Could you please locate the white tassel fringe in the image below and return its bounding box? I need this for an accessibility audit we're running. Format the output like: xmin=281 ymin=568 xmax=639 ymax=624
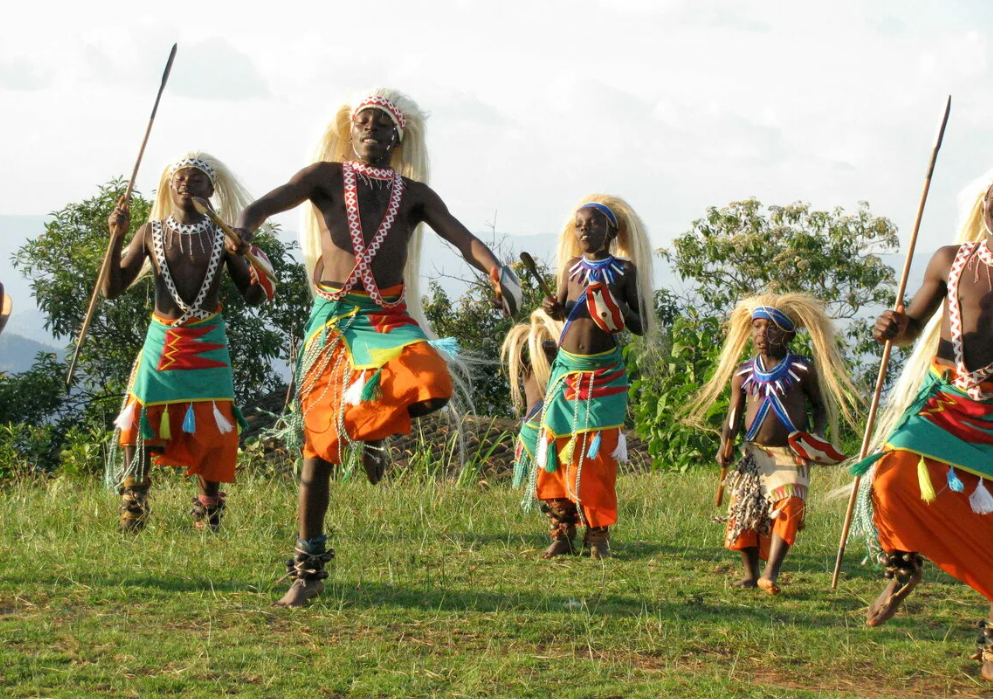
xmin=343 ymin=370 xmax=367 ymax=406
xmin=114 ymin=400 xmax=137 ymax=430
xmin=212 ymin=401 xmax=235 ymax=434
xmin=611 ymin=431 xmax=628 ymax=463
xmin=970 ymin=476 xmax=993 ymax=515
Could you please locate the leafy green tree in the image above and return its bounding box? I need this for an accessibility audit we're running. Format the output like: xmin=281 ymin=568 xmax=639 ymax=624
xmin=12 ymin=177 xmax=310 ymax=410
xmin=661 ymin=199 xmax=899 ymax=319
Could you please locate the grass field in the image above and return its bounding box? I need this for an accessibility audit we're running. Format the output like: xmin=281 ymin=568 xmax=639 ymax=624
xmin=1 ymin=465 xmax=991 ymax=698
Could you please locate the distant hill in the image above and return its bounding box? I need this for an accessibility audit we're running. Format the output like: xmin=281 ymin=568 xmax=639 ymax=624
xmin=0 ymin=332 xmax=62 ymax=373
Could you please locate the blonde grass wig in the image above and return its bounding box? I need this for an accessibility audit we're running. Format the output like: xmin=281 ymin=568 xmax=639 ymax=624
xmin=149 ymin=151 xmax=252 ymax=226
xmin=500 ymin=310 xmax=564 ymax=412
xmin=555 ymin=194 xmax=657 ymax=337
xmin=684 ymin=293 xmax=860 ymax=440
xmin=301 ymin=87 xmax=431 ymax=324
xmin=868 ymin=168 xmax=993 ymax=452
xmin=130 ymin=151 xmax=252 ymax=286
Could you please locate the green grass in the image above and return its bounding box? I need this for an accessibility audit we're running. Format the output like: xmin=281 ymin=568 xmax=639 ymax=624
xmin=1 ymin=466 xmax=990 ymax=698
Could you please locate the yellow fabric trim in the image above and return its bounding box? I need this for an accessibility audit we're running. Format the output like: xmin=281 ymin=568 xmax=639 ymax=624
xmin=559 ymin=347 xmax=615 ymax=360
xmin=127 ymin=393 xmax=234 ymax=408
xmin=541 ymin=425 xmax=625 ymax=440
xmin=881 ymin=443 xmax=990 ymax=481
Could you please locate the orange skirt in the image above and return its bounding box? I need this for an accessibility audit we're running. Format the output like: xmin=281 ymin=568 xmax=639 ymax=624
xmin=873 ymin=449 xmax=993 ymax=602
xmin=300 ymin=340 xmax=453 ymax=464
xmin=536 ymin=431 xmax=619 ymax=528
xmin=726 ymin=497 xmax=805 ymax=560
xmin=118 ymin=400 xmax=238 ymax=483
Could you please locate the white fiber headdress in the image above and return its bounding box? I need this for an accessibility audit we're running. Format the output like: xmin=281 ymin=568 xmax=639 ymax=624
xmin=301 ymin=87 xmax=430 ymax=327
xmin=555 ymin=194 xmax=658 ymax=337
xmin=150 ymin=150 xmax=251 ymax=227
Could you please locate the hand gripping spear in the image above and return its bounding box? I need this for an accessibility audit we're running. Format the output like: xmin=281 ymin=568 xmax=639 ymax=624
xmin=65 ymin=43 xmax=178 ymax=387
xmin=831 ymin=95 xmax=952 ymax=590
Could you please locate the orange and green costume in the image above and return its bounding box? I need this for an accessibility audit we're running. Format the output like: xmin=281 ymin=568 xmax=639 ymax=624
xmin=293 ymin=283 xmax=453 ymax=464
xmin=113 ymin=311 xmax=247 ymax=486
xmin=851 ymin=362 xmax=993 ymax=601
xmin=522 ymin=346 xmax=629 ymax=528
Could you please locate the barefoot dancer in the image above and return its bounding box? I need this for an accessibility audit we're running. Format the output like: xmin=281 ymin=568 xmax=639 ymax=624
xmin=687 ymin=294 xmax=857 ymax=594
xmin=522 ymin=195 xmax=654 ymax=559
xmin=851 ymin=172 xmax=993 ymax=678
xmin=235 ymin=88 xmax=514 ymax=607
xmin=502 ymin=309 xmax=562 ymax=531
xmin=105 ymin=152 xmax=273 ymax=533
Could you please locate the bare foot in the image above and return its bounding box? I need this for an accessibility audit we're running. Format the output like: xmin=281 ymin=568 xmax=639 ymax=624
xmin=866 ymin=575 xmax=920 ymax=627
xmin=362 ymin=440 xmax=387 ymax=485
xmin=273 ymin=579 xmax=324 ymax=608
xmin=733 ymin=578 xmax=758 ymax=589
xmin=589 ymin=542 xmax=611 ymax=560
xmin=983 ymin=659 xmax=993 ymax=682
xmin=757 ymin=578 xmax=780 ymax=595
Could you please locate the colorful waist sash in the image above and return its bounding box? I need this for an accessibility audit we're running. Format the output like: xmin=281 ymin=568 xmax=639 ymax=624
xmin=865 ymin=365 xmax=993 ymax=482
xmin=131 ymin=312 xmax=235 ymax=406
xmin=540 ymin=346 xmax=629 ymax=440
xmin=299 ymin=286 xmax=430 ymax=373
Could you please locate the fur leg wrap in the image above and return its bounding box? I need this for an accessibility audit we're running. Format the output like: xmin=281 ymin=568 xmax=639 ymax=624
xmin=880 ymin=550 xmax=923 ymax=584
xmin=286 ymin=535 xmax=335 ymax=581
xmin=190 ymin=492 xmax=227 ymax=532
xmin=976 ymin=621 xmax=993 ymax=664
xmin=118 ymin=479 xmax=151 ymax=531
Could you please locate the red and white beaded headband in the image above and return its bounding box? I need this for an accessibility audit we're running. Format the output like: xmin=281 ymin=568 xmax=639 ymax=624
xmin=170 ymin=156 xmax=216 ymax=185
xmin=350 ymin=95 xmax=407 ymax=142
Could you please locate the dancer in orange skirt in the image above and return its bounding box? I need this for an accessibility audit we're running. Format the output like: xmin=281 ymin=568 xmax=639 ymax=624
xmin=851 ymin=170 xmax=993 ymax=679
xmin=104 ymin=151 xmax=273 ymax=533
xmin=686 ymin=294 xmax=858 ymax=594
xmin=236 ymin=88 xmax=516 ymax=607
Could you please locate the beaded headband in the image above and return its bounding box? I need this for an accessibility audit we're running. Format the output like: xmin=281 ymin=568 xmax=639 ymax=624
xmin=578 ymin=202 xmax=618 ymax=228
xmin=351 ymin=95 xmax=407 ymax=142
xmin=170 ymin=156 xmax=216 ymax=185
xmin=752 ymin=306 xmax=796 ymax=332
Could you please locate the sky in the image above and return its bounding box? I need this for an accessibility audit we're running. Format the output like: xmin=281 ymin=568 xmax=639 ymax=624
xmin=2 ymin=0 xmax=992 ymax=326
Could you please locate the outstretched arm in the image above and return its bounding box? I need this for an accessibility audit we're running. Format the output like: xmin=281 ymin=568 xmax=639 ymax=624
xmin=874 ymin=246 xmax=954 ymax=346
xmin=802 ymin=362 xmax=828 ymax=436
xmin=621 ymin=264 xmax=645 ymax=336
xmin=235 ymin=163 xmax=330 ymax=240
xmin=417 ymin=184 xmax=500 ymax=276
xmin=718 ymin=372 xmax=746 ymax=466
xmin=103 ymin=197 xmax=150 ymax=299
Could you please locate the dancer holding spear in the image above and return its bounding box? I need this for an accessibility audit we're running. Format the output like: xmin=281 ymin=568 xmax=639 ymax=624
xmin=837 ymin=98 xmax=993 ymax=679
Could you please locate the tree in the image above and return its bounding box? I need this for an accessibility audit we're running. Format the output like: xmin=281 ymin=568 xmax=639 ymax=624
xmin=423 ymin=256 xmax=555 ymax=417
xmin=661 ymin=199 xmax=899 ymax=319
xmin=11 ymin=177 xmax=311 ymax=414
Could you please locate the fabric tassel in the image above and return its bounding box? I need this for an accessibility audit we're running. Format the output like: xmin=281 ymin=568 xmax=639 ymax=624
xmin=769 ymin=507 xmax=782 ymax=520
xmin=947 ymin=465 xmax=965 ymax=493
xmin=343 ymin=371 xmax=367 ymax=406
xmin=159 ymin=405 xmax=172 ymax=440
xmin=114 ymin=400 xmax=136 ymax=430
xmin=544 ymin=438 xmax=558 ymax=473
xmin=213 ymin=401 xmax=235 ymax=434
xmin=917 ymin=455 xmax=936 ymax=503
xmin=139 ymin=408 xmax=156 ymax=440
xmin=611 ymin=431 xmax=628 ymax=463
xmin=969 ymin=477 xmax=993 ymax=515
xmin=536 ymin=431 xmax=549 ymax=468
xmin=586 ymin=431 xmax=602 ymax=460
xmin=849 ymin=450 xmax=886 ymax=477
xmin=182 ymin=403 xmax=196 ymax=434
xmin=559 ymin=436 xmax=576 ymax=465
xmin=360 ymin=367 xmax=385 ymax=403
xmin=428 ymin=337 xmax=461 ymax=360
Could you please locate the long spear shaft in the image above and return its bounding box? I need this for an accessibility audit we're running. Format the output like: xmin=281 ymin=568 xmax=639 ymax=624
xmin=831 ymin=95 xmax=951 ymax=590
xmin=65 ymin=43 xmax=178 ymax=387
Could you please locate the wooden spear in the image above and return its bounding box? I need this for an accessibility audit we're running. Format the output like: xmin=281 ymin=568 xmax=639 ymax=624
xmin=66 ymin=44 xmax=178 ymax=387
xmin=831 ymin=95 xmax=951 ymax=590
